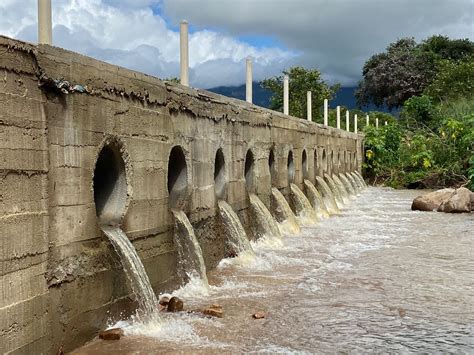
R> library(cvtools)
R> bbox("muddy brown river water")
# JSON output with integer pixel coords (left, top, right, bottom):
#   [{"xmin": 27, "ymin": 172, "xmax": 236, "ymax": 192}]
[{"xmin": 74, "ymin": 188, "xmax": 473, "ymax": 354}]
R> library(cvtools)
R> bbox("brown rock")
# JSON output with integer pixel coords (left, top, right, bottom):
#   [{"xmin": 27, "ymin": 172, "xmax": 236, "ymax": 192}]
[
  {"xmin": 167, "ymin": 296, "xmax": 184, "ymax": 312},
  {"xmin": 411, "ymin": 189, "xmax": 455, "ymax": 211},
  {"xmin": 99, "ymin": 328, "xmax": 124, "ymax": 340},
  {"xmin": 438, "ymin": 187, "xmax": 473, "ymax": 213},
  {"xmin": 252, "ymin": 311, "xmax": 266, "ymax": 319},
  {"xmin": 202, "ymin": 304, "xmax": 223, "ymax": 318}
]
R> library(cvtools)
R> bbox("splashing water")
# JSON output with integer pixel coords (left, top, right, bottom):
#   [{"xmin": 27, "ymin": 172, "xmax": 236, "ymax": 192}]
[
  {"xmin": 172, "ymin": 210, "xmax": 210, "ymax": 293},
  {"xmin": 249, "ymin": 193, "xmax": 282, "ymax": 241},
  {"xmin": 289, "ymin": 183, "xmax": 319, "ymax": 225},
  {"xmin": 101, "ymin": 226, "xmax": 160, "ymax": 321},
  {"xmin": 316, "ymin": 176, "xmax": 340, "ymax": 214},
  {"xmin": 217, "ymin": 200, "xmax": 254, "ymax": 255},
  {"xmin": 270, "ymin": 187, "xmax": 301, "ymax": 235},
  {"xmin": 303, "ymin": 179, "xmax": 330, "ymax": 219},
  {"xmin": 339, "ymin": 173, "xmax": 356, "ymax": 196}
]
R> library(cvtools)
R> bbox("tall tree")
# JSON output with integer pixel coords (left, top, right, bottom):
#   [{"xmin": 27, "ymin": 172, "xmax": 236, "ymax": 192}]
[
  {"xmin": 356, "ymin": 36, "xmax": 474, "ymax": 110},
  {"xmin": 261, "ymin": 66, "xmax": 339, "ymax": 119}
]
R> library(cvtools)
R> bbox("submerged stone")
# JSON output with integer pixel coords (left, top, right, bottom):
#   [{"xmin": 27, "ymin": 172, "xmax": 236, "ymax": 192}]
[
  {"xmin": 252, "ymin": 311, "xmax": 266, "ymax": 319},
  {"xmin": 98, "ymin": 328, "xmax": 124, "ymax": 341},
  {"xmin": 202, "ymin": 304, "xmax": 223, "ymax": 318}
]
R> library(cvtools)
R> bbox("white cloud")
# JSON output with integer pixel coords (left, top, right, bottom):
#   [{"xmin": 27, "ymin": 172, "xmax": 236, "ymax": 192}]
[
  {"xmin": 1, "ymin": 0, "xmax": 472, "ymax": 88},
  {"xmin": 0, "ymin": 0, "xmax": 295, "ymax": 87},
  {"xmin": 162, "ymin": 0, "xmax": 474, "ymax": 85}
]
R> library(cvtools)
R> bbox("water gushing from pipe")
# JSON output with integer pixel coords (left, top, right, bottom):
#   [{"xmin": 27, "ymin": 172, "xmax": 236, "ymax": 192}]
[
  {"xmin": 303, "ymin": 179, "xmax": 329, "ymax": 219},
  {"xmin": 218, "ymin": 200, "xmax": 254, "ymax": 256},
  {"xmin": 324, "ymin": 174, "xmax": 344, "ymax": 208},
  {"xmin": 249, "ymin": 193, "xmax": 282, "ymax": 240},
  {"xmin": 290, "ymin": 183, "xmax": 318, "ymax": 225},
  {"xmin": 315, "ymin": 176, "xmax": 339, "ymax": 214},
  {"xmin": 101, "ymin": 226, "xmax": 159, "ymax": 321},
  {"xmin": 270, "ymin": 187, "xmax": 300, "ymax": 235},
  {"xmin": 172, "ymin": 210, "xmax": 209, "ymax": 292}
]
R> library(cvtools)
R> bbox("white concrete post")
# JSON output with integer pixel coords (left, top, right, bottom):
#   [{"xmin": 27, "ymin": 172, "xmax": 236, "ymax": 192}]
[
  {"xmin": 376, "ymin": 117, "xmax": 379, "ymax": 128},
  {"xmin": 323, "ymin": 99, "xmax": 328, "ymax": 126},
  {"xmin": 38, "ymin": 0, "xmax": 52, "ymax": 45},
  {"xmin": 336, "ymin": 106, "xmax": 341, "ymax": 129},
  {"xmin": 346, "ymin": 110, "xmax": 350, "ymax": 132},
  {"xmin": 354, "ymin": 114, "xmax": 358, "ymax": 133},
  {"xmin": 366, "ymin": 114, "xmax": 369, "ymax": 126},
  {"xmin": 180, "ymin": 20, "xmax": 189, "ymax": 87},
  {"xmin": 246, "ymin": 56, "xmax": 252, "ymax": 103},
  {"xmin": 283, "ymin": 75, "xmax": 289, "ymax": 115},
  {"xmin": 307, "ymin": 91, "xmax": 312, "ymax": 121}
]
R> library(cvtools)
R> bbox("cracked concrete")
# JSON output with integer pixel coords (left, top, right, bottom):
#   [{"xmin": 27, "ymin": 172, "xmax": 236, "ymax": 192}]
[{"xmin": 0, "ymin": 35, "xmax": 364, "ymax": 354}]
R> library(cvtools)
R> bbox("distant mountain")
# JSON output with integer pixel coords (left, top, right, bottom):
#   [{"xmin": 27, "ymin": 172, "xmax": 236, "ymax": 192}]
[
  {"xmin": 331, "ymin": 87, "xmax": 392, "ymax": 113},
  {"xmin": 207, "ymin": 83, "xmax": 391, "ymax": 113},
  {"xmin": 207, "ymin": 82, "xmax": 272, "ymax": 108}
]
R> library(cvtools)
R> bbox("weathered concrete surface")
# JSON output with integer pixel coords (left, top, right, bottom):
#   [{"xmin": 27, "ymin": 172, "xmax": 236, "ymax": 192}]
[{"xmin": 0, "ymin": 35, "xmax": 364, "ymax": 353}]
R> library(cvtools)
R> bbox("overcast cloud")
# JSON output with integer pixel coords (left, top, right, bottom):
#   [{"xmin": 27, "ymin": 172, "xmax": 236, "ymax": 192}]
[{"xmin": 1, "ymin": 0, "xmax": 472, "ymax": 88}]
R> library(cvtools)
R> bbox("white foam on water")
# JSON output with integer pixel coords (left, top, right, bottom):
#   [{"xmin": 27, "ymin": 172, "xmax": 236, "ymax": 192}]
[{"xmin": 172, "ymin": 273, "xmax": 211, "ymax": 299}]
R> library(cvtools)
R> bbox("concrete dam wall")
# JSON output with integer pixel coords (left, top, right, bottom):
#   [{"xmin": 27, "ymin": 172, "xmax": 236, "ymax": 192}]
[{"xmin": 0, "ymin": 35, "xmax": 364, "ymax": 353}]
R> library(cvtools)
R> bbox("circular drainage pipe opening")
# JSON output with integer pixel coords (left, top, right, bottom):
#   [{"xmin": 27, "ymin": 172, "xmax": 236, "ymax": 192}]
[
  {"xmin": 214, "ymin": 148, "xmax": 226, "ymax": 199},
  {"xmin": 244, "ymin": 149, "xmax": 255, "ymax": 192},
  {"xmin": 93, "ymin": 143, "xmax": 128, "ymax": 226},
  {"xmin": 287, "ymin": 150, "xmax": 295, "ymax": 184},
  {"xmin": 168, "ymin": 145, "xmax": 188, "ymax": 208}
]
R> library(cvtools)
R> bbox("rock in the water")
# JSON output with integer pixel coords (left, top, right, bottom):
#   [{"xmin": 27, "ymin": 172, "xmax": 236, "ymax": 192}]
[
  {"xmin": 167, "ymin": 296, "xmax": 184, "ymax": 312},
  {"xmin": 411, "ymin": 188, "xmax": 455, "ymax": 211},
  {"xmin": 202, "ymin": 304, "xmax": 223, "ymax": 318},
  {"xmin": 252, "ymin": 311, "xmax": 266, "ymax": 319},
  {"xmin": 99, "ymin": 328, "xmax": 124, "ymax": 340},
  {"xmin": 438, "ymin": 187, "xmax": 473, "ymax": 213}
]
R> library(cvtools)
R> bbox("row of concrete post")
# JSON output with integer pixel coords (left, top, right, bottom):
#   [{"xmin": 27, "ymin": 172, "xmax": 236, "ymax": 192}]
[{"xmin": 37, "ymin": 3, "xmax": 388, "ymax": 131}]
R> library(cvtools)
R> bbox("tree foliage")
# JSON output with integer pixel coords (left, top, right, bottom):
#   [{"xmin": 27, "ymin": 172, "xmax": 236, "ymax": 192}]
[
  {"xmin": 356, "ymin": 36, "xmax": 474, "ymax": 110},
  {"xmin": 425, "ymin": 56, "xmax": 474, "ymax": 102},
  {"xmin": 260, "ymin": 66, "xmax": 339, "ymax": 120}
]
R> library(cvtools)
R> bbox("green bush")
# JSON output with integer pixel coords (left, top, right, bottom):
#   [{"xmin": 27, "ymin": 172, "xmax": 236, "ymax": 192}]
[{"xmin": 363, "ymin": 98, "xmax": 473, "ymax": 188}]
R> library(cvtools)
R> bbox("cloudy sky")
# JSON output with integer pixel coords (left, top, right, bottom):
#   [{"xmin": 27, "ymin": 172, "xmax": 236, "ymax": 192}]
[{"xmin": 1, "ymin": 0, "xmax": 472, "ymax": 88}]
